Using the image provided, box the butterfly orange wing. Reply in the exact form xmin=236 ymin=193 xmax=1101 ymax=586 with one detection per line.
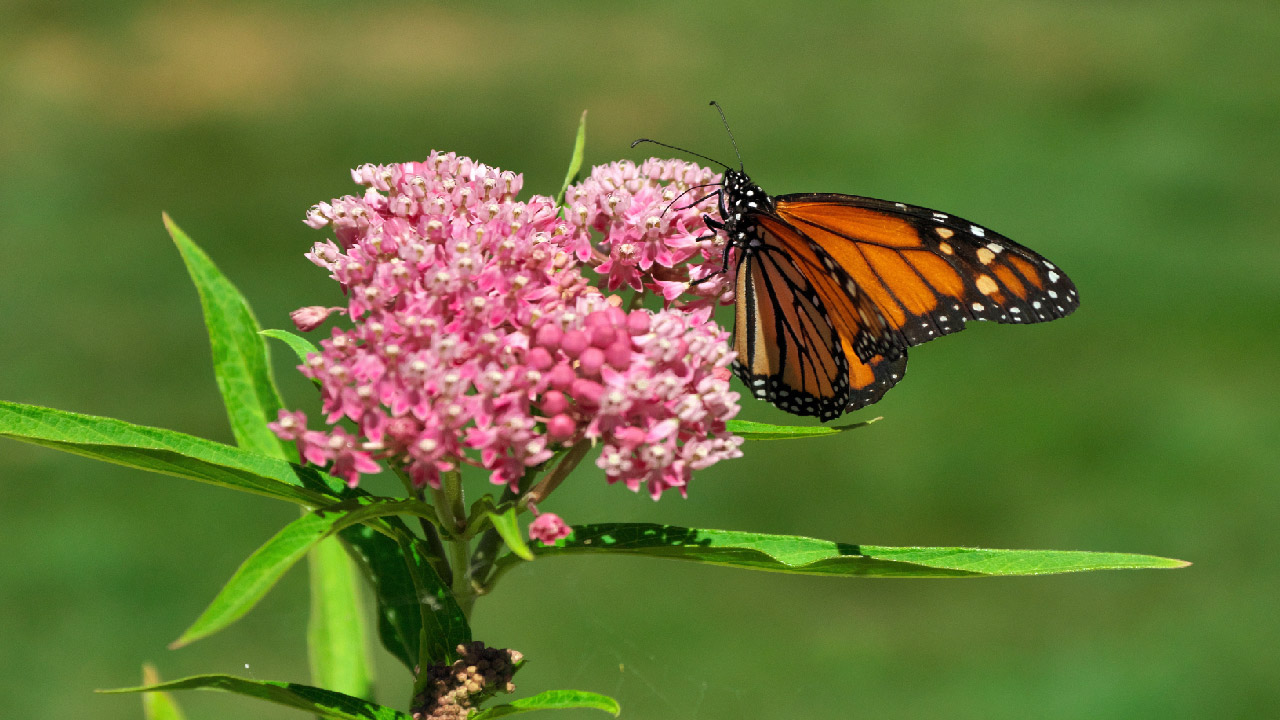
xmin=733 ymin=219 xmax=909 ymax=419
xmin=731 ymin=192 xmax=1078 ymax=419
xmin=773 ymin=194 xmax=1079 ymax=346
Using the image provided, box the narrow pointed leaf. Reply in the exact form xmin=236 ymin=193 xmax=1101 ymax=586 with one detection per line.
xmin=101 ymin=675 xmax=410 ymax=720
xmin=555 ymin=111 xmax=588 ymax=205
xmin=262 ymin=328 xmax=320 ymax=366
xmin=486 ymin=506 xmax=534 ymax=561
xmin=165 ymin=213 xmax=292 ymax=462
xmin=525 ymin=524 xmax=1188 ymax=577
xmin=308 ymin=535 xmax=374 ymax=700
xmin=473 ymin=690 xmax=621 ymax=719
xmin=141 ymin=664 xmax=188 ymax=720
xmin=727 ymin=417 xmax=879 ymax=440
xmin=173 ymin=498 xmax=437 ymax=647
xmin=0 ymin=401 xmax=343 ymax=504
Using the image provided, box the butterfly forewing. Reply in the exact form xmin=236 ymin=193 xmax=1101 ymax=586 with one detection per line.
xmin=775 ymin=195 xmax=1080 ymax=347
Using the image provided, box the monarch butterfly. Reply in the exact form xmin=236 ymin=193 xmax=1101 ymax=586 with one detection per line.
xmin=638 ymin=104 xmax=1080 ymax=421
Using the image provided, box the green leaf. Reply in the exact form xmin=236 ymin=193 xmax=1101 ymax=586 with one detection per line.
xmin=555 ymin=110 xmax=588 ymax=205
xmin=164 ymin=213 xmax=293 ymax=462
xmin=472 ymin=690 xmax=621 ymax=719
xmin=101 ymin=675 xmax=410 ymax=720
xmin=262 ymin=328 xmax=320 ymax=367
xmin=0 ymin=398 xmax=428 ymax=671
xmin=726 ymin=417 xmax=879 ymax=440
xmin=486 ymin=505 xmax=534 ymax=562
xmin=140 ymin=664 xmax=188 ymax=720
xmin=172 ymin=498 xmax=437 ymax=647
xmin=526 ymin=524 xmax=1190 ymax=577
xmin=308 ymin=534 xmax=374 ymax=700
xmin=399 ymin=534 xmax=471 ymax=671
xmin=0 ymin=400 xmax=344 ymax=504
xmin=338 ymin=522 xmax=426 ymax=671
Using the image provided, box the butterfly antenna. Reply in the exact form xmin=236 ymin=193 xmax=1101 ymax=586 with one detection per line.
xmin=709 ymin=101 xmax=744 ymax=171
xmin=630 ymin=138 xmax=731 ymax=170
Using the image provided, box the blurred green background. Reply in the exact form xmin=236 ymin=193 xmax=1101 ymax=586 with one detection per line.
xmin=3 ymin=2 xmax=1277 ymax=718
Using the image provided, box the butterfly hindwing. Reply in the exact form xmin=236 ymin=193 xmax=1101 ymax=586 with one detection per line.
xmin=733 ymin=242 xmax=853 ymax=421
xmin=847 ymin=351 xmax=908 ymax=412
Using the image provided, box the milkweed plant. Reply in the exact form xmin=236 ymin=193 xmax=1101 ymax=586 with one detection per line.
xmin=0 ymin=114 xmax=1187 ymax=720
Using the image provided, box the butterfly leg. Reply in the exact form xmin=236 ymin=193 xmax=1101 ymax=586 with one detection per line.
xmin=701 ymin=214 xmax=737 ymax=275
xmin=677 ymin=214 xmax=731 ymax=288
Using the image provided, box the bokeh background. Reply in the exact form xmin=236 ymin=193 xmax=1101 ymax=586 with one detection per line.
xmin=3 ymin=2 xmax=1278 ymax=718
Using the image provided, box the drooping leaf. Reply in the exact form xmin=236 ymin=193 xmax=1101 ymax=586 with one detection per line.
xmin=0 ymin=401 xmax=343 ymax=504
xmin=525 ymin=523 xmax=1189 ymax=578
xmin=101 ymin=675 xmax=410 ymax=720
xmin=172 ymin=498 xmax=437 ymax=647
xmin=308 ymin=534 xmax=374 ymax=700
xmin=726 ymin=417 xmax=879 ymax=440
xmin=165 ymin=214 xmax=293 ymax=462
xmin=140 ymin=664 xmax=188 ymax=720
xmin=555 ymin=111 xmax=588 ymax=205
xmin=472 ymin=690 xmax=621 ymax=719
xmin=486 ymin=505 xmax=534 ymax=562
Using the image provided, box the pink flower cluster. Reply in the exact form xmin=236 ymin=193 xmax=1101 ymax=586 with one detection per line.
xmin=272 ymin=152 xmax=743 ymax=510
xmin=563 ymin=159 xmax=734 ymax=304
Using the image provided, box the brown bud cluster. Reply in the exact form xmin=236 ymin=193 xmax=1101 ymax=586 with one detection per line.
xmin=412 ymin=642 xmax=524 ymax=720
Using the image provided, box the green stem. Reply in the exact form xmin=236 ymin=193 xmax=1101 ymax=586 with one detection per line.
xmin=392 ymin=465 xmax=450 ymax=579
xmin=415 ymin=498 xmax=449 ymax=580
xmin=444 ymin=471 xmax=466 ymax=527
xmin=448 ymin=535 xmax=475 ymax=617
xmin=429 ymin=484 xmax=457 ymax=536
xmin=468 ymin=485 xmax=521 ymax=595
xmin=435 ymin=469 xmax=476 ymax=616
